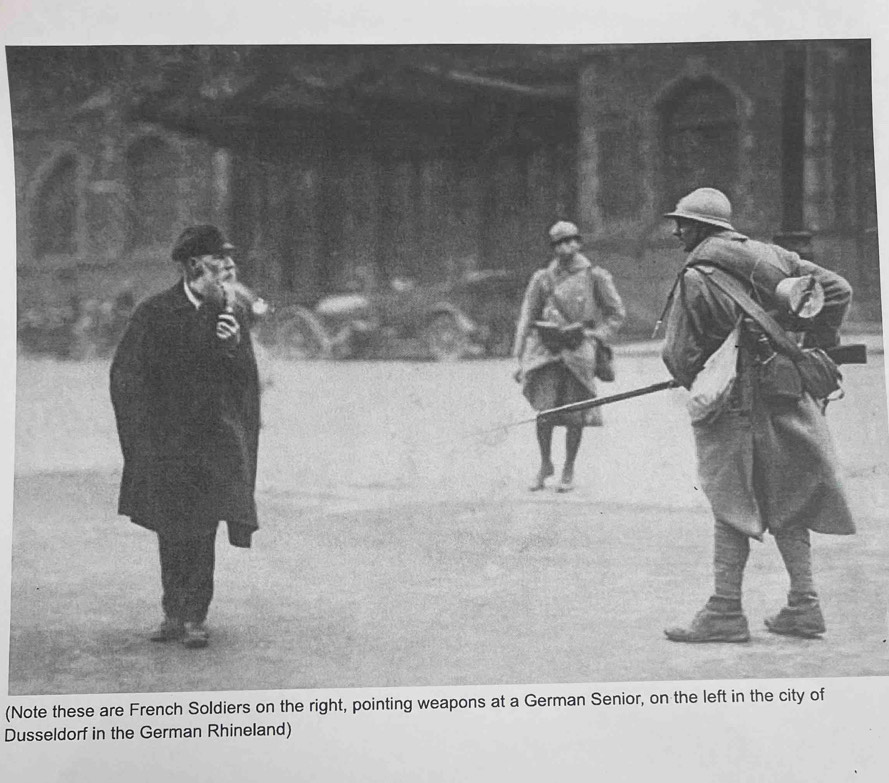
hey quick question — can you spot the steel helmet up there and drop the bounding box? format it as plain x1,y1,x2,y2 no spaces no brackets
664,188,734,231
548,220,581,244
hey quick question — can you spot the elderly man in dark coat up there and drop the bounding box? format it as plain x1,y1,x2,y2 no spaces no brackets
659,188,854,644
110,225,261,649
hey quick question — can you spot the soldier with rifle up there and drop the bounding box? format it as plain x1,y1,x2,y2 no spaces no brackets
657,187,856,643
512,221,625,493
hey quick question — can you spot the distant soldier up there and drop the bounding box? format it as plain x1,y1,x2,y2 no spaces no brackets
659,188,855,643
110,225,261,649
513,221,625,492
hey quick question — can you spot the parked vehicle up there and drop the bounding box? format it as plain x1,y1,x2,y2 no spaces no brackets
254,269,527,361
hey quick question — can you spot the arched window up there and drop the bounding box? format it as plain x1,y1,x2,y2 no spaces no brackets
660,79,739,209
33,155,78,257
126,136,178,248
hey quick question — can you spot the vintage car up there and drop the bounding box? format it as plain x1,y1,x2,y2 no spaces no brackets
254,269,528,361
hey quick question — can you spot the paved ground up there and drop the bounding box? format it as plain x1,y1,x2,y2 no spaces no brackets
8,341,889,695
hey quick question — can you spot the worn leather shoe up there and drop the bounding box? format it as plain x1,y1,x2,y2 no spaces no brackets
150,617,184,642
556,464,575,493
665,607,750,643
182,622,210,649
529,461,555,491
765,603,825,638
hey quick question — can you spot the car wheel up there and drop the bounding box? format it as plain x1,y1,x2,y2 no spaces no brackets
485,317,517,357
423,313,472,361
259,306,331,360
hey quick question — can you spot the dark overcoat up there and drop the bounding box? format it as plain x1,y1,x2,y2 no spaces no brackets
110,280,261,545
662,231,855,540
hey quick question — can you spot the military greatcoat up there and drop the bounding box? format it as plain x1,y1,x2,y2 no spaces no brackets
514,253,625,422
662,231,855,540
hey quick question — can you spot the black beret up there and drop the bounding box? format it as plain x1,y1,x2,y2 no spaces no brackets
171,225,235,263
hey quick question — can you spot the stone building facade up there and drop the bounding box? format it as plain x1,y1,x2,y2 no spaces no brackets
9,42,878,339
10,48,231,316
577,40,878,328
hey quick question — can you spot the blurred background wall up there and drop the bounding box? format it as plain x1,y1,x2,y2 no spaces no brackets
8,41,878,339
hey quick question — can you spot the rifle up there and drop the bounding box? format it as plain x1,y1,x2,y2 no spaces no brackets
536,342,868,421
538,379,679,420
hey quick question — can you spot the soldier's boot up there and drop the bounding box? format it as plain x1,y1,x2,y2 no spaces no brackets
765,596,825,639
529,460,554,491
664,597,750,643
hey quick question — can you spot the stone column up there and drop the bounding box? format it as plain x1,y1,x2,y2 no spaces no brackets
84,96,129,261
576,59,602,239
774,42,813,260
211,148,232,227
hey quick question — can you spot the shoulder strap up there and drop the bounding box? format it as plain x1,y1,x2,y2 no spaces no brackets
703,268,805,361
545,265,599,324
543,268,572,323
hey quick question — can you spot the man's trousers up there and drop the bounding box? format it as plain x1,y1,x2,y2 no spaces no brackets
157,527,218,624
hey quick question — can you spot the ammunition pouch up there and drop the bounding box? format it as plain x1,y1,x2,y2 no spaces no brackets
594,341,615,382
562,329,584,351
534,322,583,352
758,347,842,403
758,353,803,403
795,347,843,400
537,331,563,353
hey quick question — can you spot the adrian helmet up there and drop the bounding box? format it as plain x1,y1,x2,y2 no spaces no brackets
547,220,581,245
664,188,734,231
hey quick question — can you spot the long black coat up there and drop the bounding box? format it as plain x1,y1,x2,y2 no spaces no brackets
110,280,261,545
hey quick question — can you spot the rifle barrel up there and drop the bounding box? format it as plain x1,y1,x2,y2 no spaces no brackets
538,379,679,420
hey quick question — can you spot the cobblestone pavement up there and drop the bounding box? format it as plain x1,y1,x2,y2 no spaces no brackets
9,346,889,694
